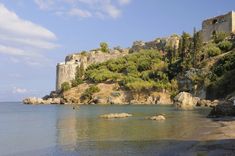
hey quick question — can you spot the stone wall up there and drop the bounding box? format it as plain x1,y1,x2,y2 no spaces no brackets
202,11,235,42
56,62,78,91
130,35,180,53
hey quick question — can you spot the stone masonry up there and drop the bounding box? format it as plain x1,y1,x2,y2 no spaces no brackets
202,11,235,42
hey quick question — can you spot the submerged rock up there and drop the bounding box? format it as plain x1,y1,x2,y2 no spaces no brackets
148,115,166,121
208,101,235,118
100,113,132,119
174,92,198,110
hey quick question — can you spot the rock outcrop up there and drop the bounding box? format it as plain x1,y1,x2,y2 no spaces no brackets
23,97,64,105
174,92,199,110
208,101,235,118
62,83,173,105
148,115,166,121
100,113,132,119
196,99,219,107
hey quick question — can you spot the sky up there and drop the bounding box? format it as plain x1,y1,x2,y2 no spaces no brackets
0,0,234,101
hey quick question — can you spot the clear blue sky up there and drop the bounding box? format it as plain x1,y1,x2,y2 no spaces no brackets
0,0,234,101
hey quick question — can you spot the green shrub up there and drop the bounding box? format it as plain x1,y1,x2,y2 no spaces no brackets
100,42,109,53
212,32,229,44
71,78,82,87
125,80,154,91
203,43,221,57
213,51,235,77
81,85,100,100
61,82,71,92
71,64,84,87
217,41,233,52
80,51,87,56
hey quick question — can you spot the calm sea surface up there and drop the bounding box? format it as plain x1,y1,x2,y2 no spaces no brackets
0,102,223,156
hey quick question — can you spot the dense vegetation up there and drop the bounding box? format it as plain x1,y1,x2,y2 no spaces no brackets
85,49,171,92
62,31,235,99
207,51,235,98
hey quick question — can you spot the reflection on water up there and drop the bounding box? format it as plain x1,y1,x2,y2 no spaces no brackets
55,105,217,153
0,103,223,156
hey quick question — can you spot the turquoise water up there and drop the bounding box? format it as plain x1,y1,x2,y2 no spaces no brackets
0,102,225,156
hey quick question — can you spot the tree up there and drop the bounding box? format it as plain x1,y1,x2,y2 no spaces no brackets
77,62,85,79
179,32,192,70
180,32,191,61
100,42,109,53
71,63,85,87
192,28,203,67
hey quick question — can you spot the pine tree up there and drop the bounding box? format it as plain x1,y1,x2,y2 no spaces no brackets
192,28,203,67
180,32,192,70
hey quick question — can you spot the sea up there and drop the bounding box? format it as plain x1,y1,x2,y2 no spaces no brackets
0,102,233,156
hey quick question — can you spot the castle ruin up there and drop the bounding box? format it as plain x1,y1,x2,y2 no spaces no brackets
56,49,129,91
56,11,235,91
202,11,235,42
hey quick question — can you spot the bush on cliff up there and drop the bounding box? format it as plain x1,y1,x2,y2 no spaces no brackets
85,49,170,91
212,51,235,77
203,43,221,57
81,85,101,101
207,51,235,99
212,31,229,44
61,82,71,92
217,40,233,52
100,42,109,53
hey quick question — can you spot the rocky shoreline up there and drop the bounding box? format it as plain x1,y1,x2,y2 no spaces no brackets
23,91,235,120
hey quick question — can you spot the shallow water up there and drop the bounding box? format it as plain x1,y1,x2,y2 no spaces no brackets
0,102,231,156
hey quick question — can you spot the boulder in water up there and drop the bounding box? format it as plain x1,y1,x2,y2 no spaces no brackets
174,92,198,110
208,101,235,118
148,115,166,120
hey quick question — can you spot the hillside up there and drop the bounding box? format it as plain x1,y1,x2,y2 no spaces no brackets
58,31,235,105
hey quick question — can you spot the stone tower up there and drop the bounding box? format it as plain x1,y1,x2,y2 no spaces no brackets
202,11,235,42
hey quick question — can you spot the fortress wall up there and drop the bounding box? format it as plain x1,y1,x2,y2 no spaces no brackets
202,12,233,42
232,11,235,32
56,63,78,91
55,50,129,91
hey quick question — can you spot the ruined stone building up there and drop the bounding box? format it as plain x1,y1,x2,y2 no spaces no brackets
202,11,235,41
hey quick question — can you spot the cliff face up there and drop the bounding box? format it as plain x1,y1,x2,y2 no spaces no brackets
62,83,173,105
